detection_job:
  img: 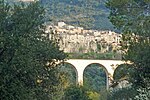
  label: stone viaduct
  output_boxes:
[59,59,128,89]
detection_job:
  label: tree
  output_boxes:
[0,0,66,100]
[83,64,106,92]
[107,0,150,86]
[63,85,91,100]
[107,87,138,100]
[107,0,150,99]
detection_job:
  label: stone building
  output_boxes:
[46,22,122,53]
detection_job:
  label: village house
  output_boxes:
[46,22,122,53]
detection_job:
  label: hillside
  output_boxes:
[6,0,114,30]
[40,0,114,30]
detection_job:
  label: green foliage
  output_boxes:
[63,85,91,100]
[107,87,138,100]
[107,0,150,36]
[86,88,108,100]
[87,91,100,100]
[107,0,150,88]
[134,87,150,100]
[0,1,66,100]
[83,64,106,92]
[113,64,134,81]
[40,0,114,30]
[67,52,121,60]
[124,39,150,88]
[58,63,77,86]
[107,0,150,99]
[87,89,108,100]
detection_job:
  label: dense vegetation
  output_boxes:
[39,0,114,30]
[0,1,67,99]
[107,0,150,99]
[68,52,122,60]
[6,0,114,30]
[84,64,106,92]
[58,63,77,86]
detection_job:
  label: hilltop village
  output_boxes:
[45,22,122,53]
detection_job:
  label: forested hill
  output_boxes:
[6,0,114,30]
[40,0,114,30]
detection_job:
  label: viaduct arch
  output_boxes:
[83,63,109,90]
[59,59,126,89]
